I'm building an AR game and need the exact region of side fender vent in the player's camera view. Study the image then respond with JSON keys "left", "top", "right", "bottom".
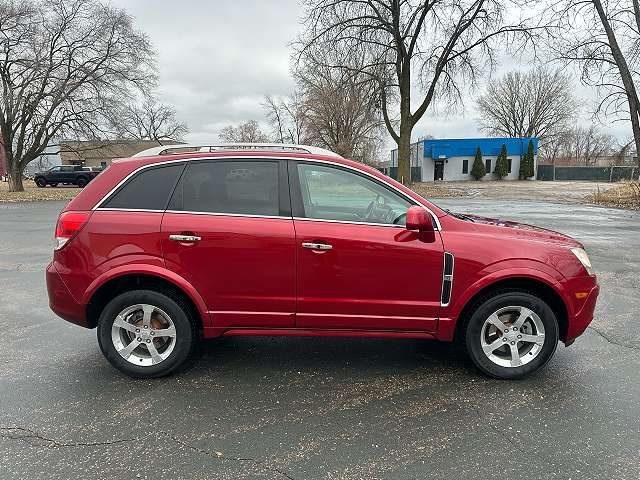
{"left": 441, "top": 252, "right": 454, "bottom": 307}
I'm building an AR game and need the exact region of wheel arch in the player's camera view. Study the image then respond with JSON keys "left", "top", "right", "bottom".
{"left": 85, "top": 272, "right": 209, "bottom": 331}
{"left": 451, "top": 276, "right": 570, "bottom": 343}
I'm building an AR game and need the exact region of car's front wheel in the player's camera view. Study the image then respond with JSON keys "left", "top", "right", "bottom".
{"left": 97, "top": 290, "right": 197, "bottom": 378}
{"left": 35, "top": 177, "right": 46, "bottom": 188}
{"left": 464, "top": 290, "right": 559, "bottom": 380}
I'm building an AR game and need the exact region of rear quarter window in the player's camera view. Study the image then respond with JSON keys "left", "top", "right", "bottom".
{"left": 100, "top": 163, "right": 185, "bottom": 210}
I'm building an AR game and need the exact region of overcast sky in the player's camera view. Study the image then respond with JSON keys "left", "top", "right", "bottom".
{"left": 111, "top": 0, "right": 631, "bottom": 150}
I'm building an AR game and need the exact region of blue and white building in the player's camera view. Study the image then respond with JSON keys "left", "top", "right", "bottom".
{"left": 390, "top": 137, "right": 538, "bottom": 181}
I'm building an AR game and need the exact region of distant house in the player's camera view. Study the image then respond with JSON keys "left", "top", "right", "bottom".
{"left": 1, "top": 139, "right": 169, "bottom": 180}
{"left": 390, "top": 137, "right": 538, "bottom": 181}
{"left": 59, "top": 140, "right": 165, "bottom": 169}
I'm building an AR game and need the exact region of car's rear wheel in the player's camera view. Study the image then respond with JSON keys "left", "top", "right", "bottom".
{"left": 35, "top": 177, "right": 46, "bottom": 188}
{"left": 76, "top": 177, "right": 88, "bottom": 188}
{"left": 464, "top": 291, "right": 559, "bottom": 380}
{"left": 97, "top": 290, "right": 197, "bottom": 378}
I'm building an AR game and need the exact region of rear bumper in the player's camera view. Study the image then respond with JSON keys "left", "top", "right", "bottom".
{"left": 46, "top": 262, "right": 90, "bottom": 328}
{"left": 565, "top": 281, "right": 599, "bottom": 344}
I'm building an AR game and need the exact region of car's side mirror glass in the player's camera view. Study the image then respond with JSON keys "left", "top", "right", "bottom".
{"left": 405, "top": 206, "right": 434, "bottom": 232}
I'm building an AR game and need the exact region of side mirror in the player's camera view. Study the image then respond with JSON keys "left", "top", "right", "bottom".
{"left": 406, "top": 206, "right": 434, "bottom": 232}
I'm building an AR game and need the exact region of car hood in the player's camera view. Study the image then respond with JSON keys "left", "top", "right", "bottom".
{"left": 461, "top": 214, "right": 582, "bottom": 247}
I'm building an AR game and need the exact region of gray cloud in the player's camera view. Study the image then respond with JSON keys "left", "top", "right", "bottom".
{"left": 110, "top": 0, "right": 300, "bottom": 142}
{"left": 112, "top": 0, "right": 631, "bottom": 150}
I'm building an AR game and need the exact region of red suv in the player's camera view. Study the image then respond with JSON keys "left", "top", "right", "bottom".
{"left": 46, "top": 144, "right": 599, "bottom": 379}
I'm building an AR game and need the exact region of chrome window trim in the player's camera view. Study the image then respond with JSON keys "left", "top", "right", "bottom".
{"left": 91, "top": 209, "right": 408, "bottom": 226}
{"left": 94, "top": 208, "right": 165, "bottom": 213}
{"left": 293, "top": 216, "right": 405, "bottom": 229}
{"left": 92, "top": 155, "right": 443, "bottom": 231}
{"left": 165, "top": 210, "right": 288, "bottom": 220}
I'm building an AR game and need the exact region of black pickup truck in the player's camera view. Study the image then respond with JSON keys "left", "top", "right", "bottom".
{"left": 34, "top": 165, "right": 101, "bottom": 188}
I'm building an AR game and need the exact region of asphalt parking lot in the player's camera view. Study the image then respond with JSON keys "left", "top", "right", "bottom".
{"left": 1, "top": 199, "right": 639, "bottom": 480}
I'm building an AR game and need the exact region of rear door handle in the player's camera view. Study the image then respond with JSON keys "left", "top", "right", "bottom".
{"left": 302, "top": 242, "right": 332, "bottom": 251}
{"left": 169, "top": 234, "right": 201, "bottom": 242}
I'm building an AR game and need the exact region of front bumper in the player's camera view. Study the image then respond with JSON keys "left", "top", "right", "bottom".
{"left": 565, "top": 279, "right": 599, "bottom": 344}
{"left": 46, "top": 262, "right": 90, "bottom": 328}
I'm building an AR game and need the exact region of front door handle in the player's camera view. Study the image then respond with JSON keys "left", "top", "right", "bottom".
{"left": 302, "top": 242, "right": 332, "bottom": 251}
{"left": 169, "top": 234, "right": 201, "bottom": 242}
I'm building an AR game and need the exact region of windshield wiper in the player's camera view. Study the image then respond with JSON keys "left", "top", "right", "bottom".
{"left": 444, "top": 209, "right": 475, "bottom": 222}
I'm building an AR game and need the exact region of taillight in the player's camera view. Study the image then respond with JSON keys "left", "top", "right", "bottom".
{"left": 54, "top": 211, "right": 90, "bottom": 250}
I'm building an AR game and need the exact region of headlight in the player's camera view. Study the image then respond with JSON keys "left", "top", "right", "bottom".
{"left": 570, "top": 247, "right": 593, "bottom": 275}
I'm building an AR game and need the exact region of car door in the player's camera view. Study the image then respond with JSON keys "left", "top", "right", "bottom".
{"left": 60, "top": 166, "right": 76, "bottom": 183}
{"left": 161, "top": 158, "right": 296, "bottom": 329}
{"left": 291, "top": 161, "right": 444, "bottom": 331}
{"left": 46, "top": 166, "right": 62, "bottom": 183}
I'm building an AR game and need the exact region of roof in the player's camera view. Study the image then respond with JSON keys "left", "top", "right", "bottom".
{"left": 422, "top": 137, "right": 538, "bottom": 159}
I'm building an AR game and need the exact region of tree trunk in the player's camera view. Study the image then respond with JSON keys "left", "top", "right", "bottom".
{"left": 396, "top": 67, "right": 413, "bottom": 186}
{"left": 593, "top": 0, "right": 640, "bottom": 168}
{"left": 626, "top": 97, "right": 640, "bottom": 169}
{"left": 8, "top": 161, "right": 24, "bottom": 192}
{"left": 397, "top": 121, "right": 412, "bottom": 185}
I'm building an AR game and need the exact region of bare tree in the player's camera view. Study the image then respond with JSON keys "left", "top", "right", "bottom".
{"left": 265, "top": 46, "right": 384, "bottom": 164}
{"left": 540, "top": 125, "right": 617, "bottom": 165}
{"left": 116, "top": 96, "right": 188, "bottom": 145}
{"left": 263, "top": 94, "right": 308, "bottom": 144}
{"left": 0, "top": 0, "right": 155, "bottom": 191}
{"left": 299, "top": 0, "right": 536, "bottom": 184}
{"left": 296, "top": 54, "right": 385, "bottom": 164}
{"left": 219, "top": 120, "right": 270, "bottom": 143}
{"left": 544, "top": 0, "right": 640, "bottom": 167}
{"left": 476, "top": 67, "right": 578, "bottom": 142}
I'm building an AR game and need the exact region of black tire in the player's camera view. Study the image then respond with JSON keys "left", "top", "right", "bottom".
{"left": 35, "top": 177, "right": 47, "bottom": 188}
{"left": 463, "top": 290, "right": 559, "bottom": 380}
{"left": 76, "top": 177, "right": 88, "bottom": 188}
{"left": 97, "top": 290, "right": 197, "bottom": 378}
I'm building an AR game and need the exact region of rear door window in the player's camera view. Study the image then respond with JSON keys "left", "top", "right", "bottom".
{"left": 171, "top": 160, "right": 281, "bottom": 216}
{"left": 101, "top": 163, "right": 185, "bottom": 210}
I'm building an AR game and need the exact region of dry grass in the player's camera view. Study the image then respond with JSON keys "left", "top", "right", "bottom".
{"left": 410, "top": 182, "right": 468, "bottom": 198}
{"left": 586, "top": 181, "right": 640, "bottom": 210}
{"left": 0, "top": 180, "right": 79, "bottom": 203}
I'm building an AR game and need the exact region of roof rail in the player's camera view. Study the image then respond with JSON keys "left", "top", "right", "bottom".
{"left": 131, "top": 143, "right": 342, "bottom": 159}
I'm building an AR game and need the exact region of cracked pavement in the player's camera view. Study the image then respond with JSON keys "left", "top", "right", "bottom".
{"left": 1, "top": 199, "right": 639, "bottom": 480}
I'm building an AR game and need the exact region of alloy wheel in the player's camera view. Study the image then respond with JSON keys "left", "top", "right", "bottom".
{"left": 480, "top": 306, "right": 546, "bottom": 368}
{"left": 111, "top": 304, "right": 177, "bottom": 366}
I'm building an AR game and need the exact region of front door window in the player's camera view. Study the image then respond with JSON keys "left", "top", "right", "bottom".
{"left": 296, "top": 163, "right": 410, "bottom": 226}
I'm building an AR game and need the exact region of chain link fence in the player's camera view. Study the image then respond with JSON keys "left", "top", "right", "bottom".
{"left": 537, "top": 165, "right": 640, "bottom": 181}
